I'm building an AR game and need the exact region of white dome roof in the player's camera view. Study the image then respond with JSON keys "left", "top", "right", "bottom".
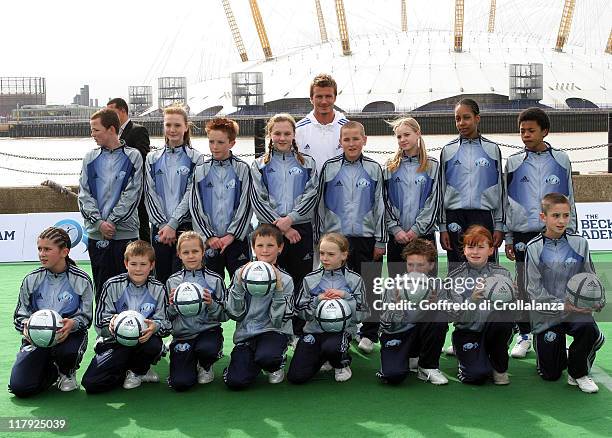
{"left": 185, "top": 1, "right": 611, "bottom": 114}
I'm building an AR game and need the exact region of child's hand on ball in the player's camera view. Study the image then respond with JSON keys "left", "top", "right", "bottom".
{"left": 139, "top": 320, "right": 157, "bottom": 343}
{"left": 56, "top": 318, "right": 75, "bottom": 343}
{"left": 203, "top": 289, "right": 212, "bottom": 305}
{"left": 109, "top": 314, "right": 118, "bottom": 335}
{"left": 22, "top": 318, "right": 31, "bottom": 342}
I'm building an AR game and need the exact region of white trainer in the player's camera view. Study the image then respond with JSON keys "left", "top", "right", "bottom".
{"left": 417, "top": 367, "right": 449, "bottom": 385}
{"left": 568, "top": 375, "right": 599, "bottom": 393}
{"left": 408, "top": 357, "right": 419, "bottom": 373}
{"left": 197, "top": 365, "right": 214, "bottom": 384}
{"left": 268, "top": 368, "right": 285, "bottom": 384}
{"left": 492, "top": 370, "right": 511, "bottom": 385}
{"left": 57, "top": 372, "right": 79, "bottom": 392}
{"left": 358, "top": 337, "right": 374, "bottom": 354}
{"left": 510, "top": 334, "right": 532, "bottom": 358}
{"left": 123, "top": 371, "right": 142, "bottom": 389}
{"left": 320, "top": 361, "right": 333, "bottom": 372}
{"left": 444, "top": 345, "right": 455, "bottom": 356}
{"left": 334, "top": 366, "right": 352, "bottom": 382}
{"left": 140, "top": 368, "right": 160, "bottom": 383}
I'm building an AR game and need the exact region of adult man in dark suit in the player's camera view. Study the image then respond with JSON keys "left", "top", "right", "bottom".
{"left": 107, "top": 97, "right": 151, "bottom": 242}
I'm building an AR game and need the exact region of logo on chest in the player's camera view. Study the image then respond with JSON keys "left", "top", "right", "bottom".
{"left": 356, "top": 178, "right": 371, "bottom": 188}
{"left": 58, "top": 291, "right": 74, "bottom": 304}
{"left": 564, "top": 257, "right": 578, "bottom": 267}
{"left": 140, "top": 303, "right": 156, "bottom": 315}
{"left": 545, "top": 175, "right": 560, "bottom": 185}
{"left": 288, "top": 166, "right": 303, "bottom": 176}
{"left": 474, "top": 158, "right": 490, "bottom": 168}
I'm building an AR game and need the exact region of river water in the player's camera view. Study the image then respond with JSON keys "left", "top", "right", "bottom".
{"left": 0, "top": 132, "right": 608, "bottom": 187}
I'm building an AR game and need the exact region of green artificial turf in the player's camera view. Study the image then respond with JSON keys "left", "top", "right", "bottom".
{"left": 0, "top": 256, "right": 610, "bottom": 437}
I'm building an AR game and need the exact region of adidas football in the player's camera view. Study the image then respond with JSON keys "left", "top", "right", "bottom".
{"left": 115, "top": 310, "right": 146, "bottom": 347}
{"left": 483, "top": 275, "right": 516, "bottom": 304}
{"left": 316, "top": 298, "right": 352, "bottom": 332}
{"left": 174, "top": 282, "right": 205, "bottom": 317}
{"left": 398, "top": 272, "right": 431, "bottom": 303}
{"left": 242, "top": 261, "right": 276, "bottom": 296}
{"left": 566, "top": 272, "right": 605, "bottom": 309}
{"left": 28, "top": 309, "right": 64, "bottom": 348}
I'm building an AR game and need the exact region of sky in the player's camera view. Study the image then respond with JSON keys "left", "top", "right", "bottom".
{"left": 2, "top": 0, "right": 610, "bottom": 105}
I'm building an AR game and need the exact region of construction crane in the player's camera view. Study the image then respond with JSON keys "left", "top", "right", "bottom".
{"left": 488, "top": 0, "right": 496, "bottom": 33}
{"left": 555, "top": 0, "right": 576, "bottom": 52}
{"left": 249, "top": 0, "right": 273, "bottom": 60}
{"left": 454, "top": 0, "right": 464, "bottom": 52}
{"left": 315, "top": 0, "right": 328, "bottom": 43}
{"left": 401, "top": 0, "right": 407, "bottom": 32}
{"left": 222, "top": 0, "right": 248, "bottom": 62}
{"left": 335, "top": 0, "right": 351, "bottom": 55}
{"left": 606, "top": 28, "right": 612, "bottom": 54}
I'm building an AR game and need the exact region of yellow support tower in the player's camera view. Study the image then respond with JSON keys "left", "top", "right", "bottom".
{"left": 222, "top": 0, "right": 248, "bottom": 62}
{"left": 249, "top": 0, "right": 273, "bottom": 60}
{"left": 335, "top": 0, "right": 351, "bottom": 55}
{"left": 555, "top": 0, "right": 576, "bottom": 52}
{"left": 606, "top": 28, "right": 612, "bottom": 54}
{"left": 315, "top": 0, "right": 328, "bottom": 43}
{"left": 488, "top": 0, "right": 496, "bottom": 33}
{"left": 454, "top": 0, "right": 464, "bottom": 52}
{"left": 401, "top": 0, "right": 407, "bottom": 32}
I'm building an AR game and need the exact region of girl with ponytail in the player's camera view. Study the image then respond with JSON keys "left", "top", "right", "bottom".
{"left": 250, "top": 113, "right": 319, "bottom": 337}
{"left": 9, "top": 227, "right": 94, "bottom": 397}
{"left": 144, "top": 105, "right": 202, "bottom": 284}
{"left": 385, "top": 117, "right": 441, "bottom": 278}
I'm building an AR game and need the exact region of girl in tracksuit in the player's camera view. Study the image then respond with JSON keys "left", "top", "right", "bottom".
{"left": 385, "top": 117, "right": 440, "bottom": 279}
{"left": 145, "top": 106, "right": 201, "bottom": 284}
{"left": 10, "top": 227, "right": 93, "bottom": 398}
{"left": 251, "top": 113, "right": 319, "bottom": 336}
{"left": 166, "top": 231, "right": 227, "bottom": 391}
{"left": 439, "top": 99, "right": 504, "bottom": 266}
{"left": 445, "top": 225, "right": 514, "bottom": 385}
{"left": 190, "top": 118, "right": 252, "bottom": 280}
{"left": 288, "top": 232, "right": 368, "bottom": 384}
{"left": 315, "top": 120, "right": 386, "bottom": 352}
{"left": 224, "top": 224, "right": 294, "bottom": 389}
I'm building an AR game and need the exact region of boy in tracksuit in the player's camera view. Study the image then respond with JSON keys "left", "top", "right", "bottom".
{"left": 190, "top": 118, "right": 252, "bottom": 280}
{"left": 79, "top": 108, "right": 143, "bottom": 299}
{"left": 166, "top": 232, "right": 227, "bottom": 391}
{"left": 314, "top": 120, "right": 386, "bottom": 353}
{"left": 224, "top": 224, "right": 294, "bottom": 389}
{"left": 81, "top": 241, "right": 171, "bottom": 394}
{"left": 505, "top": 107, "right": 577, "bottom": 358}
{"left": 525, "top": 193, "right": 605, "bottom": 393}
{"left": 377, "top": 238, "right": 448, "bottom": 386}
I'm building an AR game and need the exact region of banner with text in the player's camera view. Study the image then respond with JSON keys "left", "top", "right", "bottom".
{"left": 1, "top": 204, "right": 612, "bottom": 263}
